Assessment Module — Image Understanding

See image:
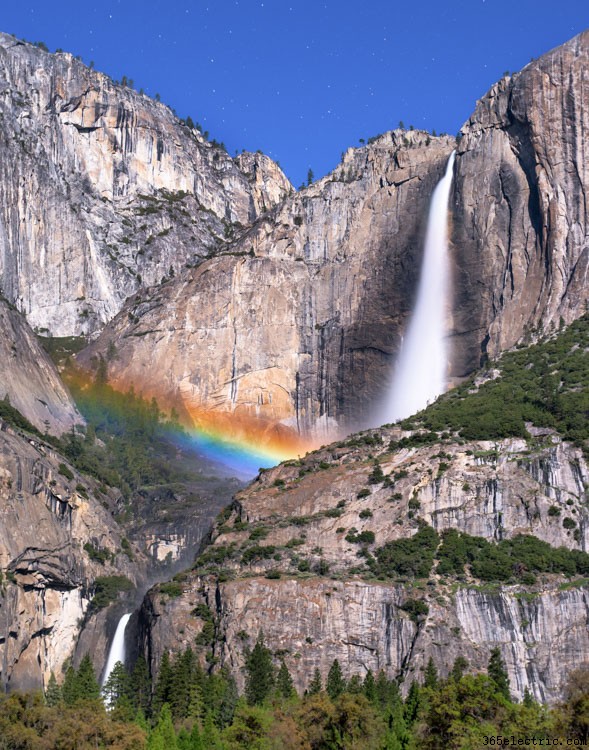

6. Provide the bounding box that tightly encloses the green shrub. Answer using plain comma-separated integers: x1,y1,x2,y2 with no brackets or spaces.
242,545,276,564
401,598,429,623
159,581,183,597
368,462,385,484
356,488,370,499
548,505,561,516
369,522,438,579
91,576,133,609
436,528,589,582
83,543,110,565
196,619,215,645
58,463,74,481
191,603,213,620
346,529,375,544
285,537,305,548
249,526,269,541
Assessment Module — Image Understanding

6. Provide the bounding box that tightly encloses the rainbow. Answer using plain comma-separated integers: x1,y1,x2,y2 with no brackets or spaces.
67,368,315,479
172,407,314,479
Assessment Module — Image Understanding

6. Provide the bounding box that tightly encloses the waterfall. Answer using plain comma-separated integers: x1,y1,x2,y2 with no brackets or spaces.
101,612,132,688
384,151,455,422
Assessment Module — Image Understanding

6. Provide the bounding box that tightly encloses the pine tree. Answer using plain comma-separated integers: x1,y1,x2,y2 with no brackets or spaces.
326,659,345,700
307,168,314,186
276,659,295,698
61,665,78,706
149,703,177,750
76,654,101,702
424,657,438,689
375,670,401,714
404,681,421,725
308,667,322,695
363,670,376,703
188,722,204,750
245,632,274,705
450,656,469,682
488,647,511,700
103,660,130,708
170,647,194,719
45,672,61,706
129,655,151,715
347,674,363,694
201,711,224,749
152,651,172,717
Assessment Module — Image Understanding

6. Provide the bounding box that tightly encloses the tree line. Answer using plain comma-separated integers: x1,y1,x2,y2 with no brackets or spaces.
3,637,589,748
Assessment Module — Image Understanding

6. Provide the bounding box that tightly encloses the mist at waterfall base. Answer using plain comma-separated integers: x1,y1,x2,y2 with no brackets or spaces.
383,151,456,424
102,613,132,691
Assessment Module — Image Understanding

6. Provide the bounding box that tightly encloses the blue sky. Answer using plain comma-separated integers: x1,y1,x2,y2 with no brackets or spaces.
3,1,587,187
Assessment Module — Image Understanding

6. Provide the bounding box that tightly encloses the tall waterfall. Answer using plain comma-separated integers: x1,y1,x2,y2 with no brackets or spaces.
101,612,132,688
384,151,455,422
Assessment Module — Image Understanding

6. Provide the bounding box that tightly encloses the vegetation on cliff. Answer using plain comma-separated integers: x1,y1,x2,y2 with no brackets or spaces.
407,314,589,448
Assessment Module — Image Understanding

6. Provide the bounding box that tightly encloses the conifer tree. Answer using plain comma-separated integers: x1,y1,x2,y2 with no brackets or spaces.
450,656,469,682
61,664,78,706
45,672,61,707
245,632,274,705
488,647,510,700
404,681,421,725
308,667,322,695
326,659,345,700
188,722,204,750
424,657,438,689
130,655,151,715
347,674,363,694
170,647,194,719
363,670,376,703
201,711,224,749
149,703,177,750
276,659,295,698
76,653,101,701
103,660,130,708
375,670,401,714
152,651,172,717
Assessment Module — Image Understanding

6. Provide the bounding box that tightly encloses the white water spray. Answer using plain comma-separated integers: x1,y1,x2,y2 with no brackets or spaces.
101,613,131,688
384,151,455,422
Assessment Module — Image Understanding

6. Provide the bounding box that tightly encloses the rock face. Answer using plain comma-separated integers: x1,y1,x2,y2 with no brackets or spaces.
0,298,81,434
143,575,589,705
0,33,291,336
451,30,589,373
79,31,589,447
79,132,456,447
139,428,589,703
0,420,145,691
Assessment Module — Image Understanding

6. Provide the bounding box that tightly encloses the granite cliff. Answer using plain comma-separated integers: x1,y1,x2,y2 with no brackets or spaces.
79,31,589,448
0,298,80,434
0,419,144,692
138,313,589,703
141,429,589,704
0,32,291,336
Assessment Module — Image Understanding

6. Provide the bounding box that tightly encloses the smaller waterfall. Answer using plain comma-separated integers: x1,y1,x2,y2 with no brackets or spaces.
384,151,456,422
101,612,132,688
